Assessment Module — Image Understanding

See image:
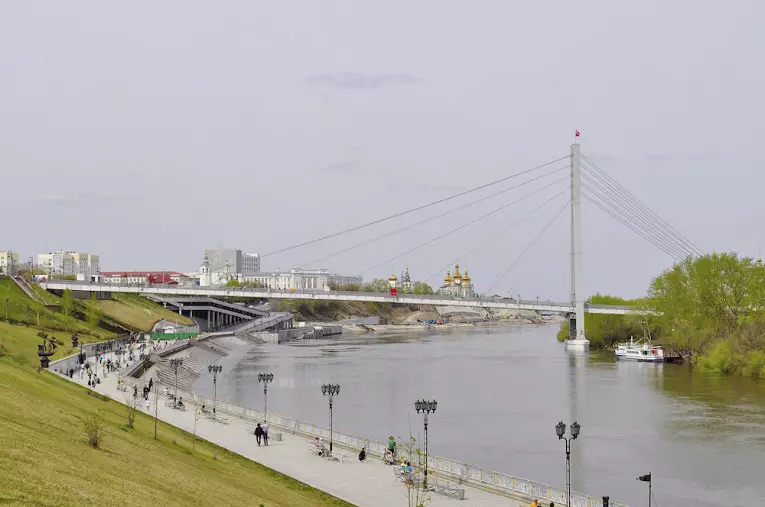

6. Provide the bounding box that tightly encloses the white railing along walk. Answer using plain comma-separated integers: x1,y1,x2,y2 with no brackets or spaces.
187,392,628,507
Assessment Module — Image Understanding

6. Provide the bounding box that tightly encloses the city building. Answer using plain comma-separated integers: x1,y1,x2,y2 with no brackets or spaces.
37,251,100,279
204,248,261,279
0,251,20,276
101,271,190,285
437,264,475,298
240,268,363,291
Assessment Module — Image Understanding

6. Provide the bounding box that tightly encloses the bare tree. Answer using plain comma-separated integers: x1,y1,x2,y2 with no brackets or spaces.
192,402,203,453
124,388,138,429
83,415,105,448
399,434,431,507
153,373,161,440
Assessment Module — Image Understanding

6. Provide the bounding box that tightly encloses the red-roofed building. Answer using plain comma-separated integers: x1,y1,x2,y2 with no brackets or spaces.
100,271,189,285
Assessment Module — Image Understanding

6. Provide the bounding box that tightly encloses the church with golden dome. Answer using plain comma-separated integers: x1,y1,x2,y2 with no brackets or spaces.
437,264,475,298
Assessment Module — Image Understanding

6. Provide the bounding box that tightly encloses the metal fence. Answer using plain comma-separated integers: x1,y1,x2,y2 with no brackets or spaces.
188,393,628,507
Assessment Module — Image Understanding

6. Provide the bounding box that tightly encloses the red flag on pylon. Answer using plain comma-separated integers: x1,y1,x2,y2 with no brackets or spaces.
575,130,580,137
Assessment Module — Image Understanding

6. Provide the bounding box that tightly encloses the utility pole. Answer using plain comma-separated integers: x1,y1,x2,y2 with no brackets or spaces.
568,142,589,349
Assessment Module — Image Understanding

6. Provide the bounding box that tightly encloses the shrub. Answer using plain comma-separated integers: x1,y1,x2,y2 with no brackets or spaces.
83,415,105,448
742,351,765,380
698,340,743,375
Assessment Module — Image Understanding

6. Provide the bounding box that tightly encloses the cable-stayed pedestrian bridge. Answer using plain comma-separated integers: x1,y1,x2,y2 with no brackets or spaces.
40,280,640,315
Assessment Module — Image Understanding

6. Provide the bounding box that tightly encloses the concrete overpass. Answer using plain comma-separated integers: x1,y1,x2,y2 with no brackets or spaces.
40,280,645,316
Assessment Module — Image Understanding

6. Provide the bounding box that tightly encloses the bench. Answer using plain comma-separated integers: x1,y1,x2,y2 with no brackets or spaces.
429,480,465,500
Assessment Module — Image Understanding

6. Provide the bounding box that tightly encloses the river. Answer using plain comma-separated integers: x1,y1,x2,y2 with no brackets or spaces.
193,324,765,506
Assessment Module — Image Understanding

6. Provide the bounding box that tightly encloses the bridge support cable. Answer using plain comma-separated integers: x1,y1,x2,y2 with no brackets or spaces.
355,182,571,278
579,174,693,260
422,191,568,285
261,155,570,257
580,154,702,256
581,192,685,261
580,161,697,258
297,166,569,268
486,200,570,295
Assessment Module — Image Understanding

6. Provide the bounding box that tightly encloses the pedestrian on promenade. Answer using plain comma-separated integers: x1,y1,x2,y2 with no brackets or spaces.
145,398,150,411
255,424,263,446
530,499,539,507
358,447,366,462
388,436,396,458
262,421,269,446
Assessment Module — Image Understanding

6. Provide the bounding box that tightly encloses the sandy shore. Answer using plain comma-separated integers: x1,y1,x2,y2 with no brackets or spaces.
337,316,564,334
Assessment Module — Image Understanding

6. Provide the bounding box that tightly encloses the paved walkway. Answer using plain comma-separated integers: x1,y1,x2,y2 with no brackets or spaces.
60,355,526,507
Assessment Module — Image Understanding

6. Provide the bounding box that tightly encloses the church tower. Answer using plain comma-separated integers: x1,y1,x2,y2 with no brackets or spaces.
199,254,211,287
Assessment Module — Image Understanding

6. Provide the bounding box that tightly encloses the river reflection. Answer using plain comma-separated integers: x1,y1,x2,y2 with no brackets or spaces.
193,324,765,506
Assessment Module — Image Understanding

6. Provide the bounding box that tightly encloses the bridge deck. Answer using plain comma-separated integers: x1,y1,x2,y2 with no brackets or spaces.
42,281,643,315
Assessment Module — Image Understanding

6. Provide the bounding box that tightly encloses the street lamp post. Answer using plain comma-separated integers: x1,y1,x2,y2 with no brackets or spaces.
321,383,340,454
257,372,274,421
637,473,652,507
208,364,223,418
556,421,581,507
169,358,183,401
415,399,438,489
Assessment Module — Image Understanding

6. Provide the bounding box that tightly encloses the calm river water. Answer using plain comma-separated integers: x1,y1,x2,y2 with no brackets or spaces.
195,324,765,506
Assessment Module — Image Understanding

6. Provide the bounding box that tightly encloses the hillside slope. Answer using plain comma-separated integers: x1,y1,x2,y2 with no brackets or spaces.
0,320,349,507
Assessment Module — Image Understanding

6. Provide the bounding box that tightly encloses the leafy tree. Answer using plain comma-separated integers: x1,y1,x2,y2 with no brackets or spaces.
225,279,241,287
649,253,764,359
363,278,390,293
410,282,434,295
61,289,74,331
87,293,102,328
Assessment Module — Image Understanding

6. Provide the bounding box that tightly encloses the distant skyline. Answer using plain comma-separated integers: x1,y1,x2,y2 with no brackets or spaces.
2,0,763,299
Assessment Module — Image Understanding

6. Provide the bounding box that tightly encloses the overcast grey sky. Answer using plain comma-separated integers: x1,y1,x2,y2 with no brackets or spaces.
2,0,763,299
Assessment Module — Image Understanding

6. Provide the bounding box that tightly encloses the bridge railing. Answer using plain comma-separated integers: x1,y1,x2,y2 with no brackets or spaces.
41,280,647,314
188,393,628,507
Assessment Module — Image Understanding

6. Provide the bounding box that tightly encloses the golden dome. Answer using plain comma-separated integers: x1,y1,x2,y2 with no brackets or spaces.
444,270,453,283
462,270,471,282
452,264,462,280
388,273,398,281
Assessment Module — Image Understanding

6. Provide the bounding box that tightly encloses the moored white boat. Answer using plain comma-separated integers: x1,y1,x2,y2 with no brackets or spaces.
615,337,665,362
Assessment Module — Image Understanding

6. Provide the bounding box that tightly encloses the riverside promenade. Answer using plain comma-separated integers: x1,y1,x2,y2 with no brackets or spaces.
56,358,523,507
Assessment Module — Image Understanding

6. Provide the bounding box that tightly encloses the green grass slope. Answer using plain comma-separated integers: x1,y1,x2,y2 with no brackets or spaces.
0,322,351,507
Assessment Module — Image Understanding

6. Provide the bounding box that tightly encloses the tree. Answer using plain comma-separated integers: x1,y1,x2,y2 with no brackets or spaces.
411,282,434,295
225,279,241,287
61,289,74,331
87,293,102,328
398,434,431,507
649,253,765,360
124,389,139,429
363,278,390,293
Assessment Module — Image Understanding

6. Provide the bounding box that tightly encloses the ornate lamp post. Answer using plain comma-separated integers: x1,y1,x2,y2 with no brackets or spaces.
257,372,274,421
169,358,183,401
415,399,437,489
321,383,340,454
208,364,223,417
556,420,581,507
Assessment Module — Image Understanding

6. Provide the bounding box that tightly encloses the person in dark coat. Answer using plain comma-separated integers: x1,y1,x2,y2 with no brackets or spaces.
358,447,366,462
254,423,263,446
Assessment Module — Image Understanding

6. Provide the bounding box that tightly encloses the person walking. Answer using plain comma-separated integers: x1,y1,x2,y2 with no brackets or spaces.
262,421,269,446
388,436,397,458
254,423,263,446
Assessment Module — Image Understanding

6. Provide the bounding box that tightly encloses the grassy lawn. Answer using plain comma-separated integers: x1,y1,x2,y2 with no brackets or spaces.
24,279,195,333
0,322,352,507
0,278,105,339
87,293,195,331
